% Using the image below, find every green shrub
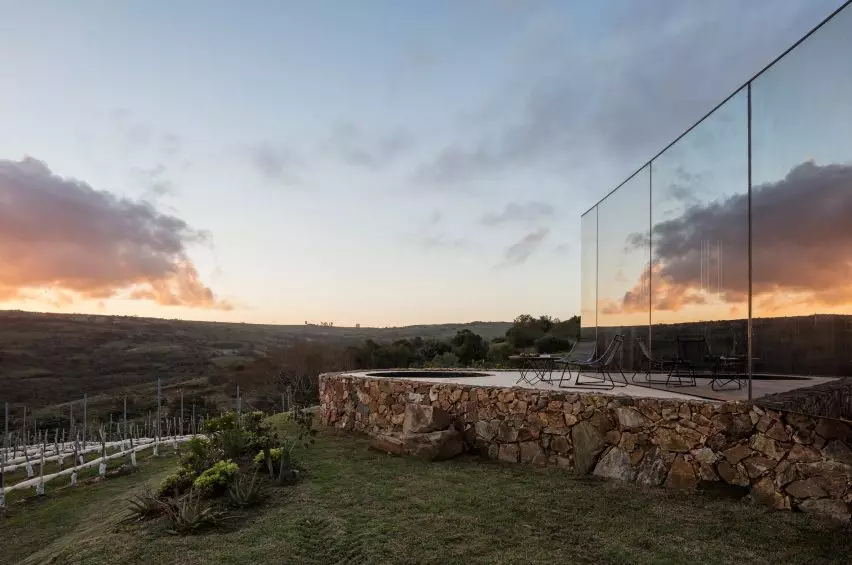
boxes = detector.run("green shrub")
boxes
[202,411,237,434]
[161,490,220,535]
[228,470,262,508]
[241,411,266,433]
[158,467,197,498]
[193,460,238,496]
[122,487,166,523]
[253,448,282,467]
[179,436,218,474]
[220,428,251,459]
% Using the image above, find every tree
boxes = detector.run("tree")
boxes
[450,329,488,365]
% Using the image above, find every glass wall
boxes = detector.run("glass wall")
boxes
[580,208,598,342]
[596,166,650,370]
[579,2,852,380]
[751,4,852,376]
[650,89,749,362]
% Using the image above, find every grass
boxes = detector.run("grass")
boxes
[1,417,850,564]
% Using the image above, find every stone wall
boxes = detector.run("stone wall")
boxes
[759,378,852,421]
[319,373,852,522]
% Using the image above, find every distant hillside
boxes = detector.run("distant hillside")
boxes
[0,310,511,411]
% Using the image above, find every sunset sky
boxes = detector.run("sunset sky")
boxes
[0,0,844,327]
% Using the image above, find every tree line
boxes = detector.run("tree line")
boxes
[345,314,579,369]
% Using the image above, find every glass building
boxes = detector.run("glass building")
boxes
[580,2,852,378]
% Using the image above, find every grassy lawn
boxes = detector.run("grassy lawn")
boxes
[1,417,850,565]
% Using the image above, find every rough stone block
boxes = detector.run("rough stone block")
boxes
[403,404,452,435]
[665,455,697,490]
[593,447,635,482]
[572,420,606,474]
[370,434,406,456]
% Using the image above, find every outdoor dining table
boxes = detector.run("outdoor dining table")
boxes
[509,354,563,386]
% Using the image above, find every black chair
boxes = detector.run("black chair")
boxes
[668,335,708,387]
[568,335,628,390]
[633,338,680,384]
[556,340,596,388]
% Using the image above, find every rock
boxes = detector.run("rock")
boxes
[403,404,452,435]
[593,447,635,482]
[563,413,578,427]
[572,421,607,474]
[711,413,754,438]
[586,412,613,434]
[678,403,691,420]
[774,460,797,488]
[796,461,852,498]
[654,427,699,452]
[751,434,785,461]
[519,441,547,465]
[691,447,718,465]
[755,414,775,433]
[498,443,520,463]
[717,460,750,487]
[743,456,777,478]
[551,436,570,454]
[698,463,720,482]
[517,427,540,442]
[765,421,792,442]
[822,440,852,466]
[605,430,621,445]
[636,447,668,486]
[787,443,821,463]
[370,434,406,455]
[619,432,638,452]
[752,477,790,510]
[723,444,752,465]
[798,499,851,523]
[615,407,647,429]
[814,419,852,442]
[474,420,495,442]
[665,455,697,490]
[497,422,519,443]
[785,478,827,499]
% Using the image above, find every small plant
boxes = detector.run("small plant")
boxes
[179,436,218,475]
[158,466,197,498]
[241,411,266,433]
[202,411,238,434]
[220,428,250,459]
[253,447,282,467]
[122,487,166,523]
[161,490,219,535]
[193,459,238,496]
[228,470,262,508]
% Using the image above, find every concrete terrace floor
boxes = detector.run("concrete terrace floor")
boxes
[343,369,838,403]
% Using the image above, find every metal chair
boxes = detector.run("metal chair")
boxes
[633,338,680,384]
[569,335,628,390]
[668,335,707,387]
[556,340,596,388]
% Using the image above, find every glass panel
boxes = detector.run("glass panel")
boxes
[752,4,852,376]
[580,208,598,342]
[649,89,749,364]
[596,166,650,370]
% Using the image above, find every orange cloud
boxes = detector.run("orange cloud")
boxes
[0,157,231,310]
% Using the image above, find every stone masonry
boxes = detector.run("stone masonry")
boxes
[320,373,852,523]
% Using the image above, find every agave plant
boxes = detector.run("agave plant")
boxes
[121,487,166,524]
[228,470,262,508]
[161,489,219,535]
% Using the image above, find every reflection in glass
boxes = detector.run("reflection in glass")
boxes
[580,208,598,342]
[752,5,852,375]
[596,166,650,370]
[649,89,749,361]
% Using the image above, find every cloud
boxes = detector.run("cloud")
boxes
[415,0,836,186]
[502,227,549,266]
[251,143,301,184]
[417,234,468,250]
[481,201,555,227]
[0,157,231,309]
[322,121,414,168]
[605,160,852,316]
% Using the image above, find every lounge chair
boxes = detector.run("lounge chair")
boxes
[563,335,628,390]
[633,338,680,384]
[555,340,596,388]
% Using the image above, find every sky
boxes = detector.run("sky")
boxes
[0,0,846,327]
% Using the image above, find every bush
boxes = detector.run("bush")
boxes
[179,436,218,474]
[253,447,282,467]
[123,487,166,523]
[241,411,266,433]
[193,460,238,496]
[220,428,252,459]
[534,335,574,354]
[158,467,197,498]
[202,411,238,434]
